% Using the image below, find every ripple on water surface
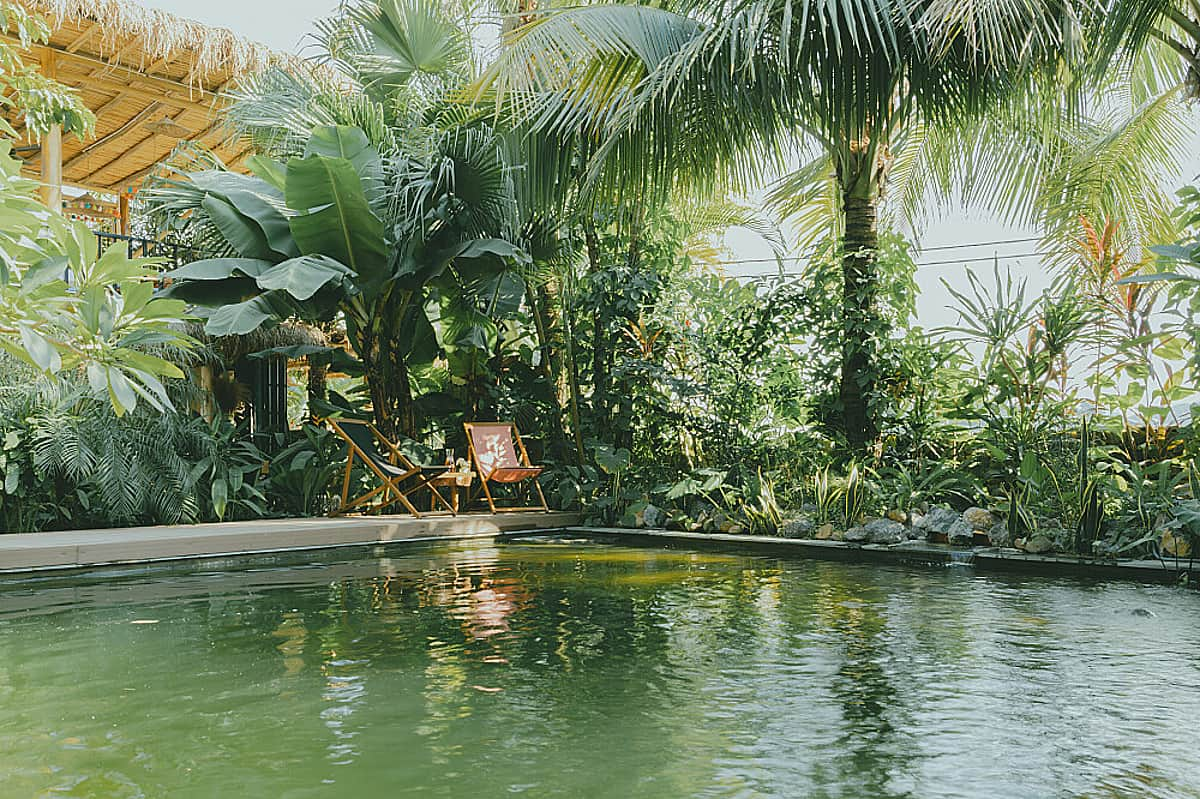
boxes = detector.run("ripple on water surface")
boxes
[0,540,1198,798]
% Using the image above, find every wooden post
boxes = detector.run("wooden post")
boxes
[39,50,63,213]
[118,192,130,235]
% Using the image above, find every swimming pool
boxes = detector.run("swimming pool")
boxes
[1,538,1197,798]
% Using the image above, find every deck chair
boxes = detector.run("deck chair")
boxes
[326,418,455,517]
[464,422,549,513]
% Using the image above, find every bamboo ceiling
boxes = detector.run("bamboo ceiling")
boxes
[8,0,280,194]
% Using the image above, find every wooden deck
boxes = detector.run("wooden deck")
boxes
[0,511,577,574]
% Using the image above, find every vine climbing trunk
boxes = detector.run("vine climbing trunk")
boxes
[839,183,880,448]
[527,279,577,462]
[584,221,609,428]
[614,201,645,452]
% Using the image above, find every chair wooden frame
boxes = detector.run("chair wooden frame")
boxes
[463,421,550,513]
[326,418,456,518]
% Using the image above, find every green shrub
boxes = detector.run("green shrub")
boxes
[0,376,267,532]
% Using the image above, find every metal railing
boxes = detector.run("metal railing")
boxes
[94,232,205,271]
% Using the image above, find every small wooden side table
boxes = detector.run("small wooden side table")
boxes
[422,467,474,513]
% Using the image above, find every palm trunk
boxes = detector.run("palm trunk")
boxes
[839,185,880,447]
[363,343,415,440]
[561,298,587,465]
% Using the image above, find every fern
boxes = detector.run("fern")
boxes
[0,369,266,530]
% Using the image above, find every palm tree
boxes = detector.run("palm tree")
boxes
[474,0,1113,446]
[767,69,1194,269]
[1100,0,1200,101]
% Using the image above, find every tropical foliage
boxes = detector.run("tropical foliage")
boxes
[145,0,527,440]
[3,0,1200,574]
[0,0,93,138]
[0,143,191,415]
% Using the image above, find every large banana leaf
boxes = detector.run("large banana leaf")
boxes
[285,154,390,292]
[161,257,273,282]
[396,236,524,287]
[397,302,439,366]
[203,291,298,337]
[245,155,288,192]
[202,195,279,262]
[256,255,357,301]
[458,271,526,317]
[247,344,365,375]
[157,257,273,307]
[304,126,385,211]
[191,172,298,261]
[157,277,261,307]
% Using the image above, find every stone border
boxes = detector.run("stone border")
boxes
[0,511,578,575]
[548,527,1196,584]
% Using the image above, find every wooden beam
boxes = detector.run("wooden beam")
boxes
[224,144,254,172]
[103,34,145,71]
[40,47,55,80]
[179,117,235,151]
[104,128,246,191]
[61,60,219,116]
[0,35,224,97]
[98,97,243,191]
[118,193,130,235]
[144,55,171,75]
[88,89,131,121]
[39,50,62,212]
[76,110,188,186]
[62,101,162,171]
[60,177,131,196]
[64,22,100,54]
[102,159,160,191]
[63,72,218,114]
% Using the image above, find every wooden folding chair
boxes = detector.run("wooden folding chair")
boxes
[326,418,455,517]
[463,421,549,513]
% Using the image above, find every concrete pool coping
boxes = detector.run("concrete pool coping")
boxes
[0,511,577,574]
[2,515,1190,584]
[551,527,1196,584]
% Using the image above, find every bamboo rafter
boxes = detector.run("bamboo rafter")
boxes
[9,0,288,195]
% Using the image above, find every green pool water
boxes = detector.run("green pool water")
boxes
[1,539,1198,799]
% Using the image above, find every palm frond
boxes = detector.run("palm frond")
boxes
[672,195,786,267]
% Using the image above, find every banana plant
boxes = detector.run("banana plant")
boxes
[155,124,525,438]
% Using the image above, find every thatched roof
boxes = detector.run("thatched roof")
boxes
[9,0,283,194]
[179,321,328,366]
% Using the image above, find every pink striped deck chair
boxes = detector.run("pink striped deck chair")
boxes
[463,422,549,513]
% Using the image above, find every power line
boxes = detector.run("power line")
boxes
[916,250,1052,267]
[917,236,1042,252]
[705,236,1047,267]
[730,250,1057,281]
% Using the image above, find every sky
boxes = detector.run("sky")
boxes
[138,0,1200,330]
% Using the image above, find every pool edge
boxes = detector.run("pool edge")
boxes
[0,511,578,575]
[545,526,1195,585]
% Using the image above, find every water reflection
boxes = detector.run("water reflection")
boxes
[1,543,1199,798]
